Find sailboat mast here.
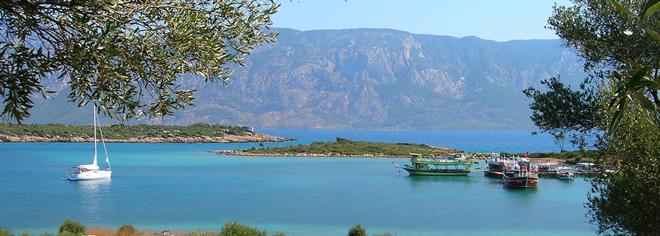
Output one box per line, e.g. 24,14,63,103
96,107,111,169
93,105,98,166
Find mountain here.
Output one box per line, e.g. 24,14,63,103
25,28,585,130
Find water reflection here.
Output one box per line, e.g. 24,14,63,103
75,180,111,224
406,175,475,187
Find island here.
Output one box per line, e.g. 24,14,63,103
215,137,461,157
0,123,292,143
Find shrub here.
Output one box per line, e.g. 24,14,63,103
0,228,13,236
271,233,286,236
116,224,137,236
58,219,85,236
347,225,366,236
218,222,266,236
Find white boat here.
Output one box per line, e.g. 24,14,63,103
556,167,574,180
67,105,112,181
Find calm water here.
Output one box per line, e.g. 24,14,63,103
0,130,595,235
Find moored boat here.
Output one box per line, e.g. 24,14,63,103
67,105,112,181
402,154,475,176
536,162,560,177
502,159,539,188
556,167,574,180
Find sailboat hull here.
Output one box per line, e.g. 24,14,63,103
68,170,112,181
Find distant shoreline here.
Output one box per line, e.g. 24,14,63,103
0,134,293,143
213,150,414,158
0,123,294,143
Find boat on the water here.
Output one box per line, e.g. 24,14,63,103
502,159,539,188
67,105,112,181
556,167,574,180
484,154,518,178
536,162,560,177
402,154,475,176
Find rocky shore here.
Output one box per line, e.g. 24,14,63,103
0,133,293,143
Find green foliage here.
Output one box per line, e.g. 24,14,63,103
116,224,137,236
523,77,599,151
347,225,367,236
0,123,253,139
244,138,453,157
588,104,660,235
0,0,279,123
218,222,267,236
548,0,660,130
58,219,85,236
0,228,13,236
541,0,660,234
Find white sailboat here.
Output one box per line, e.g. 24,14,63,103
67,105,112,181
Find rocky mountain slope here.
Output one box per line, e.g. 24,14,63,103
26,28,584,130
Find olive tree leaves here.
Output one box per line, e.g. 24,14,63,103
0,0,279,123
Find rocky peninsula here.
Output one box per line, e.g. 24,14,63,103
0,123,292,143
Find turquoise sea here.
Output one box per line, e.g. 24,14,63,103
0,130,595,235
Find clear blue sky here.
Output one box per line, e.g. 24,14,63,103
272,0,573,42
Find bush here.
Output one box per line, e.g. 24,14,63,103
271,233,286,236
347,225,366,236
0,228,13,236
116,224,136,236
218,222,266,236
58,219,85,236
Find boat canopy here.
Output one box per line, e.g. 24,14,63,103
411,158,475,166
76,164,100,170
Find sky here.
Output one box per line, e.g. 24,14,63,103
272,0,573,42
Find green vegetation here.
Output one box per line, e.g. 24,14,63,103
116,224,137,236
243,137,455,157
0,123,253,139
347,225,367,236
57,219,84,236
0,229,12,236
218,222,267,236
527,0,660,234
1,1,278,123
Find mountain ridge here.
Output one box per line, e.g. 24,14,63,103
24,28,584,130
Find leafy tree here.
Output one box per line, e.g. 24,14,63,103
0,228,13,236
528,0,660,234
58,219,85,236
523,77,599,151
0,0,279,123
347,225,366,236
116,224,137,236
588,102,660,235
218,222,266,236
548,0,660,128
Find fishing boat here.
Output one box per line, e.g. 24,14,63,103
67,105,112,181
502,159,539,188
402,154,475,176
556,167,574,180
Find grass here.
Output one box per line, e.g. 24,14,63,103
0,123,253,139
243,137,456,156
